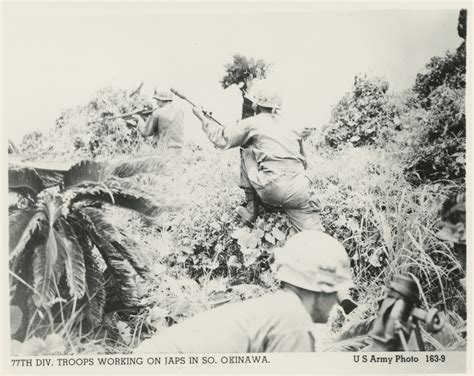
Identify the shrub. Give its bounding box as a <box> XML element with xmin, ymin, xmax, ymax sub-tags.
<box><xmin>405</xmin><ymin>9</ymin><xmax>466</xmax><ymax>185</ymax></box>
<box><xmin>220</xmin><ymin>53</ymin><xmax>272</xmax><ymax>93</ymax></box>
<box><xmin>324</xmin><ymin>75</ymin><xmax>397</xmax><ymax>148</ymax></box>
<box><xmin>403</xmin><ymin>85</ymin><xmax>465</xmax><ymax>184</ymax></box>
<box><xmin>413</xmin><ymin>43</ymin><xmax>466</xmax><ymax>106</ymax></box>
<box><xmin>20</xmin><ymin>87</ymin><xmax>155</xmax><ymax>160</ymax></box>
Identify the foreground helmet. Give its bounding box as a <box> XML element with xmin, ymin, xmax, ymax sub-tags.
<box><xmin>272</xmin><ymin>230</ymin><xmax>353</xmax><ymax>293</ymax></box>
<box><xmin>246</xmin><ymin>79</ymin><xmax>283</xmax><ymax>110</ymax></box>
<box><xmin>153</xmin><ymin>89</ymin><xmax>173</xmax><ymax>101</ymax></box>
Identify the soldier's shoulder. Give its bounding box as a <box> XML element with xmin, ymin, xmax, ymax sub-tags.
<box><xmin>152</xmin><ymin>108</ymin><xmax>163</xmax><ymax>117</ymax></box>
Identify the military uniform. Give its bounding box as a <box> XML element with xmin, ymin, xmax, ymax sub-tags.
<box><xmin>202</xmin><ymin>112</ymin><xmax>323</xmax><ymax>231</ymax></box>
<box><xmin>135</xmin><ymin>290</ymin><xmax>315</xmax><ymax>353</ymax></box>
<box><xmin>139</xmin><ymin>101</ymin><xmax>185</xmax><ymax>149</ymax></box>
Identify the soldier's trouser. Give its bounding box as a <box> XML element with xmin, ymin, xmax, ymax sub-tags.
<box><xmin>240</xmin><ymin>151</ymin><xmax>354</xmax><ymax>309</ymax></box>
<box><xmin>239</xmin><ymin>150</ymin><xmax>323</xmax><ymax>232</ymax></box>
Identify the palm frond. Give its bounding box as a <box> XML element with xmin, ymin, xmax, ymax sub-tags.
<box><xmin>110</xmin><ymin>156</ymin><xmax>166</xmax><ymax>178</ymax></box>
<box><xmin>99</xmin><ymin>246</ymin><xmax>139</xmax><ymax>308</ymax></box>
<box><xmin>69</xmin><ymin>183</ymin><xmax>166</xmax><ymax>217</ymax></box>
<box><xmin>32</xmin><ymin>241</ymin><xmax>58</xmax><ymax>307</ymax></box>
<box><xmin>63</xmin><ymin>160</ymin><xmax>109</xmax><ymax>188</ymax></box>
<box><xmin>57</xmin><ymin>220</ymin><xmax>87</xmax><ymax>299</ymax></box>
<box><xmin>81</xmin><ymin>246</ymin><xmax>106</xmax><ymax>327</ymax></box>
<box><xmin>9</xmin><ymin>209</ymin><xmax>46</xmax><ymax>263</ymax></box>
<box><xmin>322</xmin><ymin>336</ymin><xmax>372</xmax><ymax>352</ymax></box>
<box><xmin>78</xmin><ymin>210</ymin><xmax>139</xmax><ymax>307</ymax></box>
<box><xmin>335</xmin><ymin>317</ymin><xmax>376</xmax><ymax>341</ymax></box>
<box><xmin>30</xmin><ymin>197</ymin><xmax>71</xmax><ymax>307</ymax></box>
<box><xmin>78</xmin><ymin>207</ymin><xmax>149</xmax><ymax>276</ymax></box>
<box><xmin>34</xmin><ymin>168</ymin><xmax>65</xmax><ymax>188</ymax></box>
<box><xmin>9</xmin><ymin>166</ymin><xmax>45</xmax><ymax>195</ymax></box>
<box><xmin>111</xmin><ymin>235</ymin><xmax>149</xmax><ymax>277</ymax></box>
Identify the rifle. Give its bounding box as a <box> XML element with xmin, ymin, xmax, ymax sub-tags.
<box><xmin>170</xmin><ymin>88</ymin><xmax>224</xmax><ymax>126</ymax></box>
<box><xmin>364</xmin><ymin>275</ymin><xmax>444</xmax><ymax>351</ymax></box>
<box><xmin>88</xmin><ymin>108</ymin><xmax>154</xmax><ymax>125</ymax></box>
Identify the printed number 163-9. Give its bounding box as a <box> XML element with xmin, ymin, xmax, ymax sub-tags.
<box><xmin>426</xmin><ymin>355</ymin><xmax>446</xmax><ymax>363</ymax></box>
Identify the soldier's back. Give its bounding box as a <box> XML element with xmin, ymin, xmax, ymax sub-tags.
<box><xmin>134</xmin><ymin>290</ymin><xmax>314</xmax><ymax>353</ymax></box>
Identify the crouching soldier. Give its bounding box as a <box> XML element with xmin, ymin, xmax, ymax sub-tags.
<box><xmin>132</xmin><ymin>88</ymin><xmax>185</xmax><ymax>150</ymax></box>
<box><xmin>134</xmin><ymin>230</ymin><xmax>354</xmax><ymax>353</ymax></box>
<box><xmin>191</xmin><ymin>81</ymin><xmax>322</xmax><ymax>232</ymax></box>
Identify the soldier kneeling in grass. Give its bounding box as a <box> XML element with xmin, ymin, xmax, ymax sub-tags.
<box><xmin>134</xmin><ymin>231</ymin><xmax>355</xmax><ymax>353</ymax></box>
<box><xmin>191</xmin><ymin>80</ymin><xmax>322</xmax><ymax>232</ymax></box>
<box><xmin>132</xmin><ymin>88</ymin><xmax>185</xmax><ymax>150</ymax></box>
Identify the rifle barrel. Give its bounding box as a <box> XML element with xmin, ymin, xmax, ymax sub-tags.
<box><xmin>88</xmin><ymin>108</ymin><xmax>154</xmax><ymax>124</ymax></box>
<box><xmin>170</xmin><ymin>88</ymin><xmax>223</xmax><ymax>126</ymax></box>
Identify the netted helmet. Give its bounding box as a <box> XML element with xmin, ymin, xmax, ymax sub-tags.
<box><xmin>272</xmin><ymin>231</ymin><xmax>353</xmax><ymax>293</ymax></box>
<box><xmin>246</xmin><ymin>79</ymin><xmax>283</xmax><ymax>110</ymax></box>
<box><xmin>153</xmin><ymin>89</ymin><xmax>173</xmax><ymax>101</ymax></box>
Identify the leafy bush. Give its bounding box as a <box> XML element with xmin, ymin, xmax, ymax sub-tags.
<box><xmin>20</xmin><ymin>131</ymin><xmax>49</xmax><ymax>155</ymax></box>
<box><xmin>403</xmin><ymin>85</ymin><xmax>465</xmax><ymax>184</ymax></box>
<box><xmin>220</xmin><ymin>53</ymin><xmax>273</xmax><ymax>119</ymax></box>
<box><xmin>404</xmin><ymin>10</ymin><xmax>466</xmax><ymax>185</ymax></box>
<box><xmin>20</xmin><ymin>87</ymin><xmax>155</xmax><ymax>160</ymax></box>
<box><xmin>324</xmin><ymin>75</ymin><xmax>397</xmax><ymax>147</ymax></box>
<box><xmin>413</xmin><ymin>43</ymin><xmax>466</xmax><ymax>106</ymax></box>
<box><xmin>220</xmin><ymin>53</ymin><xmax>272</xmax><ymax>93</ymax></box>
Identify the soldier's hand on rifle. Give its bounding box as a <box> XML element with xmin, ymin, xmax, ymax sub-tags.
<box><xmin>125</xmin><ymin>114</ymin><xmax>143</xmax><ymax>128</ymax></box>
<box><xmin>192</xmin><ymin>106</ymin><xmax>206</xmax><ymax>122</ymax></box>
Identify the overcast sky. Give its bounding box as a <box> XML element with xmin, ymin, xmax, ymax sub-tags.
<box><xmin>1</xmin><ymin>2</ymin><xmax>463</xmax><ymax>143</ymax></box>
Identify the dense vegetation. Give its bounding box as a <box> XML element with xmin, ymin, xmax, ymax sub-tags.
<box><xmin>11</xmin><ymin>13</ymin><xmax>466</xmax><ymax>355</ymax></box>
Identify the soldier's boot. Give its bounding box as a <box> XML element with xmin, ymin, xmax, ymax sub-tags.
<box><xmin>236</xmin><ymin>188</ymin><xmax>260</xmax><ymax>225</ymax></box>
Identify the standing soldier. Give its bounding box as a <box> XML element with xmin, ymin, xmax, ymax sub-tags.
<box><xmin>191</xmin><ymin>80</ymin><xmax>322</xmax><ymax>232</ymax></box>
<box><xmin>135</xmin><ymin>231</ymin><xmax>355</xmax><ymax>353</ymax></box>
<box><xmin>132</xmin><ymin>88</ymin><xmax>185</xmax><ymax>149</ymax></box>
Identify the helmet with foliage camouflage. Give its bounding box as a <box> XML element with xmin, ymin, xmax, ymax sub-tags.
<box><xmin>272</xmin><ymin>230</ymin><xmax>353</xmax><ymax>293</ymax></box>
<box><xmin>153</xmin><ymin>89</ymin><xmax>173</xmax><ymax>101</ymax></box>
<box><xmin>246</xmin><ymin>79</ymin><xmax>283</xmax><ymax>109</ymax></box>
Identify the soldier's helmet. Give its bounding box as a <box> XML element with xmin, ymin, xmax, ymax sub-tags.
<box><xmin>272</xmin><ymin>230</ymin><xmax>353</xmax><ymax>293</ymax></box>
<box><xmin>153</xmin><ymin>89</ymin><xmax>173</xmax><ymax>101</ymax></box>
<box><xmin>246</xmin><ymin>79</ymin><xmax>283</xmax><ymax>110</ymax></box>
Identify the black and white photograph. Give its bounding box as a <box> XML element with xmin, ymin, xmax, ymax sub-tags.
<box><xmin>2</xmin><ymin>1</ymin><xmax>470</xmax><ymax>373</ymax></box>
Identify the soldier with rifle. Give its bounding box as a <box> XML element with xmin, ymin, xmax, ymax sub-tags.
<box><xmin>129</xmin><ymin>88</ymin><xmax>185</xmax><ymax>149</ymax></box>
<box><xmin>364</xmin><ymin>275</ymin><xmax>444</xmax><ymax>351</ymax></box>
<box><xmin>135</xmin><ymin>231</ymin><xmax>355</xmax><ymax>353</ymax></box>
<box><xmin>178</xmin><ymin>81</ymin><xmax>323</xmax><ymax>232</ymax></box>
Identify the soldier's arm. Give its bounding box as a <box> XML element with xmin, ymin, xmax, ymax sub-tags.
<box><xmin>201</xmin><ymin>118</ymin><xmax>254</xmax><ymax>150</ymax></box>
<box><xmin>192</xmin><ymin>106</ymin><xmax>254</xmax><ymax>149</ymax></box>
<box><xmin>137</xmin><ymin>110</ymin><xmax>159</xmax><ymax>137</ymax></box>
